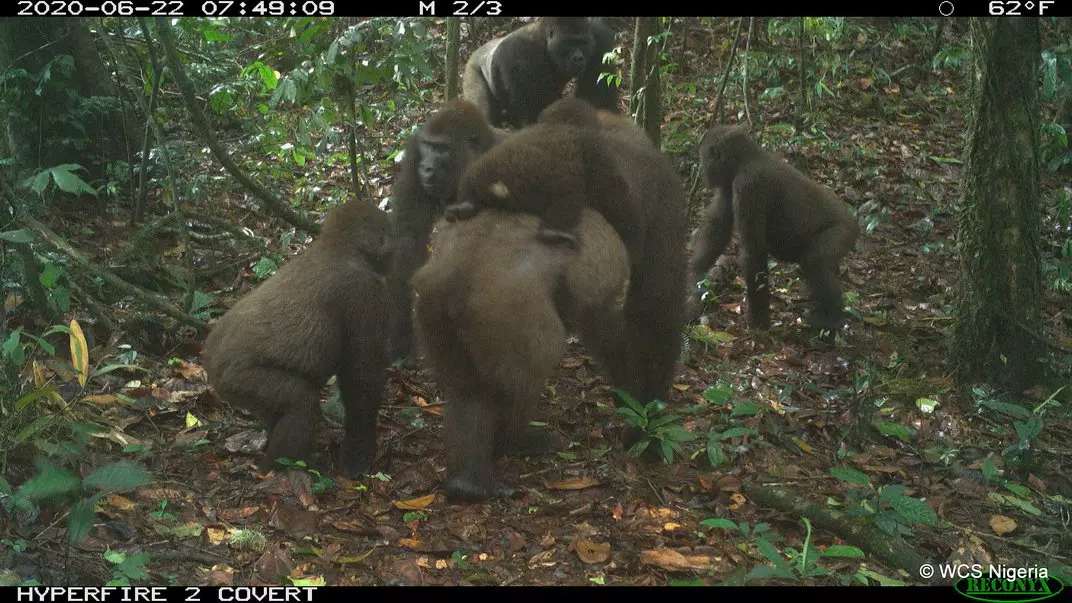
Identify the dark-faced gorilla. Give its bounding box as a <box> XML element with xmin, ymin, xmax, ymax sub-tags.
<box><xmin>689</xmin><ymin>125</ymin><xmax>858</xmax><ymax>334</ymax></box>
<box><xmin>203</xmin><ymin>200</ymin><xmax>392</xmax><ymax>476</ymax></box>
<box><xmin>386</xmin><ymin>99</ymin><xmax>507</xmax><ymax>363</ymax></box>
<box><xmin>446</xmin><ymin>98</ymin><xmax>688</xmax><ymax>425</ymax></box>
<box><xmin>411</xmin><ymin>209</ymin><xmax>630</xmax><ymax>501</ymax></box>
<box><xmin>463</xmin><ymin>18</ymin><xmax>620</xmax><ymax>129</ymax></box>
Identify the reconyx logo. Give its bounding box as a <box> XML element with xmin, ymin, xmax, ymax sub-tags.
<box><xmin>954</xmin><ymin>575</ymin><xmax>1064</xmax><ymax>603</ymax></box>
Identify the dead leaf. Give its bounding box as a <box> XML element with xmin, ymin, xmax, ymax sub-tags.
<box><xmin>174</xmin><ymin>360</ymin><xmax>207</xmax><ymax>381</ymax></box>
<box><xmin>202</xmin><ymin>565</ymin><xmax>234</xmax><ymax>586</ymax></box>
<box><xmin>546</xmin><ymin>477</ymin><xmax>600</xmax><ymax>491</ymax></box>
<box><xmin>218</xmin><ymin>506</ymin><xmax>259</xmax><ymax>521</ymax></box>
<box><xmin>173</xmin><ymin>429</ymin><xmax>207</xmax><ymax>447</ymax></box>
<box><xmin>508</xmin><ymin>531</ymin><xmax>526</xmax><ymax>553</ymax></box>
<box><xmin>672</xmin><ymin>383</ymin><xmax>690</xmax><ymax>391</ymax></box>
<box><xmin>83</xmin><ymin>394</ymin><xmax>122</xmax><ymax>405</ymax></box>
<box><xmin>91</xmin><ymin>427</ymin><xmax>142</xmax><ymax>448</ymax></box>
<box><xmin>727</xmin><ymin>492</ymin><xmax>747</xmax><ymax>510</ymax></box>
<box><xmin>394</xmin><ymin>494</ymin><xmax>436</xmax><ymax>510</ymax></box>
<box><xmin>792</xmin><ymin>438</ymin><xmax>814</xmax><ymax>454</ymax></box>
<box><xmin>398</xmin><ymin>538</ymin><xmax>442</xmax><ymax>553</ymax></box>
<box><xmin>224</xmin><ymin>429</ymin><xmax>267</xmax><ymax>454</ymax></box>
<box><xmin>268</xmin><ymin>505</ymin><xmax>319</xmax><ymax>539</ymax></box>
<box><xmin>137</xmin><ymin>488</ymin><xmax>184</xmax><ymax>502</ymax></box>
<box><xmin>337</xmin><ymin>548</ymin><xmax>377</xmax><ymax>564</ymax></box>
<box><xmin>207</xmin><ymin>528</ymin><xmax>227</xmax><ymax>546</ymax></box>
<box><xmin>573</xmin><ymin>538</ymin><xmax>610</xmax><ymax>564</ymax></box>
<box><xmin>560</xmin><ymin>357</ymin><xmax>584</xmax><ymax>369</ymax></box>
<box><xmin>288</xmin><ymin>471</ymin><xmax>315</xmax><ymax>508</ymax></box>
<box><xmin>106</xmin><ymin>494</ymin><xmax>135</xmax><ymax>511</ymax></box>
<box><xmin>640</xmin><ymin>548</ymin><xmax>713</xmax><ymax>572</ymax></box>
<box><xmin>528</xmin><ymin>550</ymin><xmax>556</xmax><ymax>567</ymax></box>
<box><xmin>989</xmin><ymin>515</ymin><xmax>1017</xmax><ymax>535</ymax></box>
<box><xmin>253</xmin><ymin>546</ymin><xmax>294</xmax><ymax>582</ymax></box>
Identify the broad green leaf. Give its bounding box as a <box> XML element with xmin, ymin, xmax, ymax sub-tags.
<box><xmin>18</xmin><ymin>464</ymin><xmax>80</xmax><ymax>501</ymax></box>
<box><xmin>67</xmin><ymin>497</ymin><xmax>97</xmax><ymax>543</ymax></box>
<box><xmin>0</xmin><ymin>229</ymin><xmax>35</xmax><ymax>243</ymax></box>
<box><xmin>889</xmin><ymin>495</ymin><xmax>937</xmax><ymax>526</ymax></box>
<box><xmin>821</xmin><ymin>545</ymin><xmax>866</xmax><ymax>558</ymax></box>
<box><xmin>830</xmin><ymin>467</ymin><xmax>870</xmax><ymax>486</ymax></box>
<box><xmin>84</xmin><ymin>462</ymin><xmax>151</xmax><ymax>493</ymax></box>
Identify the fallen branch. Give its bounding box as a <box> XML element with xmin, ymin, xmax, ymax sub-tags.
<box><xmin>155</xmin><ymin>17</ymin><xmax>321</xmax><ymax>235</ymax></box>
<box><xmin>741</xmin><ymin>482</ymin><xmax>932</xmax><ymax>581</ymax></box>
<box><xmin>19</xmin><ymin>214</ymin><xmax>205</xmax><ymax>332</ymax></box>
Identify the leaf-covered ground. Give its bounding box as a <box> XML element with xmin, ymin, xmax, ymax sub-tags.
<box><xmin>5</xmin><ymin>19</ymin><xmax>1070</xmax><ymax>587</ymax></box>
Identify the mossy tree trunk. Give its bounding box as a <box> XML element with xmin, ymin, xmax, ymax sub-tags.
<box><xmin>629</xmin><ymin>17</ymin><xmax>662</xmax><ymax>148</ymax></box>
<box><xmin>953</xmin><ymin>18</ymin><xmax>1044</xmax><ymax>392</ymax></box>
<box><xmin>0</xmin><ymin>18</ymin><xmax>126</xmax><ymax>177</ymax></box>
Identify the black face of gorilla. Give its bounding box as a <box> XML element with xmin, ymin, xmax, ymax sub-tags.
<box><xmin>546</xmin><ymin>18</ymin><xmax>597</xmax><ymax>79</ymax></box>
<box><xmin>418</xmin><ymin>131</ymin><xmax>485</xmax><ymax>199</ymax></box>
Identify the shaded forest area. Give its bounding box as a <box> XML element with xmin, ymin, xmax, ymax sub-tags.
<box><xmin>0</xmin><ymin>16</ymin><xmax>1070</xmax><ymax>586</ymax></box>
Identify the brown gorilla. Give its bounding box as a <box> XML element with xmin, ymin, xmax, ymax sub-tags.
<box><xmin>689</xmin><ymin>125</ymin><xmax>858</xmax><ymax>333</ymax></box>
<box><xmin>446</xmin><ymin>98</ymin><xmax>688</xmax><ymax>428</ymax></box>
<box><xmin>411</xmin><ymin>209</ymin><xmax>630</xmax><ymax>501</ymax></box>
<box><xmin>536</xmin><ymin>97</ymin><xmax>652</xmax><ymax>148</ymax></box>
<box><xmin>386</xmin><ymin>100</ymin><xmax>507</xmax><ymax>364</ymax></box>
<box><xmin>203</xmin><ymin>200</ymin><xmax>392</xmax><ymax>476</ymax></box>
<box><xmin>463</xmin><ymin>18</ymin><xmax>620</xmax><ymax>129</ymax></box>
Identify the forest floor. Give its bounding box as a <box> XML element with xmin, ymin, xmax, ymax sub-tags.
<box><xmin>4</xmin><ymin>21</ymin><xmax>1070</xmax><ymax>587</ymax></box>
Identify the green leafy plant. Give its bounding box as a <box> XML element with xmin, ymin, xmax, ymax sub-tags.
<box><xmin>104</xmin><ymin>549</ymin><xmax>151</xmax><ymax>586</ymax></box>
<box><xmin>830</xmin><ymin>467</ymin><xmax>937</xmax><ymax>537</ymax></box>
<box><xmin>13</xmin><ymin>459</ymin><xmax>151</xmax><ymax>543</ymax></box>
<box><xmin>615</xmin><ymin>391</ymin><xmax>697</xmax><ymax>462</ymax></box>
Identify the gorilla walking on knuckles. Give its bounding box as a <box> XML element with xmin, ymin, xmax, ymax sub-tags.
<box><xmin>412</xmin><ymin>209</ymin><xmax>631</xmax><ymax>501</ymax></box>
<box><xmin>689</xmin><ymin>125</ymin><xmax>858</xmax><ymax>334</ymax></box>
<box><xmin>447</xmin><ymin>97</ymin><xmax>688</xmax><ymax>419</ymax></box>
<box><xmin>385</xmin><ymin>100</ymin><xmax>506</xmax><ymax>363</ymax></box>
<box><xmin>203</xmin><ymin>200</ymin><xmax>392</xmax><ymax>476</ymax></box>
<box><xmin>463</xmin><ymin>17</ymin><xmax>620</xmax><ymax>128</ymax></box>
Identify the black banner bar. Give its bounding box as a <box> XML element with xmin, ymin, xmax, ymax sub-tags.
<box><xmin>5</xmin><ymin>2</ymin><xmax>1070</xmax><ymax>17</ymax></box>
<box><xmin>4</xmin><ymin>586</ymin><xmax>985</xmax><ymax>599</ymax></box>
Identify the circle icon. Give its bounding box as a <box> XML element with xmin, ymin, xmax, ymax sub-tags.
<box><xmin>938</xmin><ymin>0</ymin><xmax>955</xmax><ymax>15</ymax></box>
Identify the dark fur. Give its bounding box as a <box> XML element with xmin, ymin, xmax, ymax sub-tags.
<box><xmin>386</xmin><ymin>100</ymin><xmax>503</xmax><ymax>363</ymax></box>
<box><xmin>448</xmin><ymin>99</ymin><xmax>688</xmax><ymax>416</ymax></box>
<box><xmin>411</xmin><ymin>209</ymin><xmax>630</xmax><ymax>501</ymax></box>
<box><xmin>203</xmin><ymin>200</ymin><xmax>392</xmax><ymax>476</ymax></box>
<box><xmin>462</xmin><ymin>18</ymin><xmax>620</xmax><ymax>129</ymax></box>
<box><xmin>537</xmin><ymin>97</ymin><xmax>652</xmax><ymax>148</ymax></box>
<box><xmin>690</xmin><ymin>126</ymin><xmax>858</xmax><ymax>332</ymax></box>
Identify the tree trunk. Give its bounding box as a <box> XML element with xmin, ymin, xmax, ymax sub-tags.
<box><xmin>953</xmin><ymin>18</ymin><xmax>1044</xmax><ymax>392</ymax></box>
<box><xmin>0</xmin><ymin>18</ymin><xmax>127</xmax><ymax>176</ymax></box>
<box><xmin>445</xmin><ymin>18</ymin><xmax>461</xmax><ymax>100</ymax></box>
<box><xmin>629</xmin><ymin>18</ymin><xmax>662</xmax><ymax>148</ymax></box>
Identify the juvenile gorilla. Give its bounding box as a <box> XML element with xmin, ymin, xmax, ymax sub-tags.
<box><xmin>386</xmin><ymin>100</ymin><xmax>506</xmax><ymax>363</ymax></box>
<box><xmin>463</xmin><ymin>18</ymin><xmax>620</xmax><ymax>129</ymax></box>
<box><xmin>411</xmin><ymin>209</ymin><xmax>630</xmax><ymax>501</ymax></box>
<box><xmin>537</xmin><ymin>97</ymin><xmax>653</xmax><ymax>148</ymax></box>
<box><xmin>689</xmin><ymin>126</ymin><xmax>858</xmax><ymax>333</ymax></box>
<box><xmin>447</xmin><ymin>99</ymin><xmax>688</xmax><ymax>422</ymax></box>
<box><xmin>203</xmin><ymin>200</ymin><xmax>392</xmax><ymax>476</ymax></box>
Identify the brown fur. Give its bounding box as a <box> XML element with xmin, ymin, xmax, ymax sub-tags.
<box><xmin>447</xmin><ymin>97</ymin><xmax>688</xmax><ymax>434</ymax></box>
<box><xmin>537</xmin><ymin>97</ymin><xmax>652</xmax><ymax>148</ymax></box>
<box><xmin>462</xmin><ymin>18</ymin><xmax>620</xmax><ymax>129</ymax></box>
<box><xmin>690</xmin><ymin>126</ymin><xmax>858</xmax><ymax>333</ymax></box>
<box><xmin>203</xmin><ymin>200</ymin><xmax>392</xmax><ymax>476</ymax></box>
<box><xmin>386</xmin><ymin>100</ymin><xmax>501</xmax><ymax>363</ymax></box>
<box><xmin>411</xmin><ymin>209</ymin><xmax>630</xmax><ymax>501</ymax></box>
